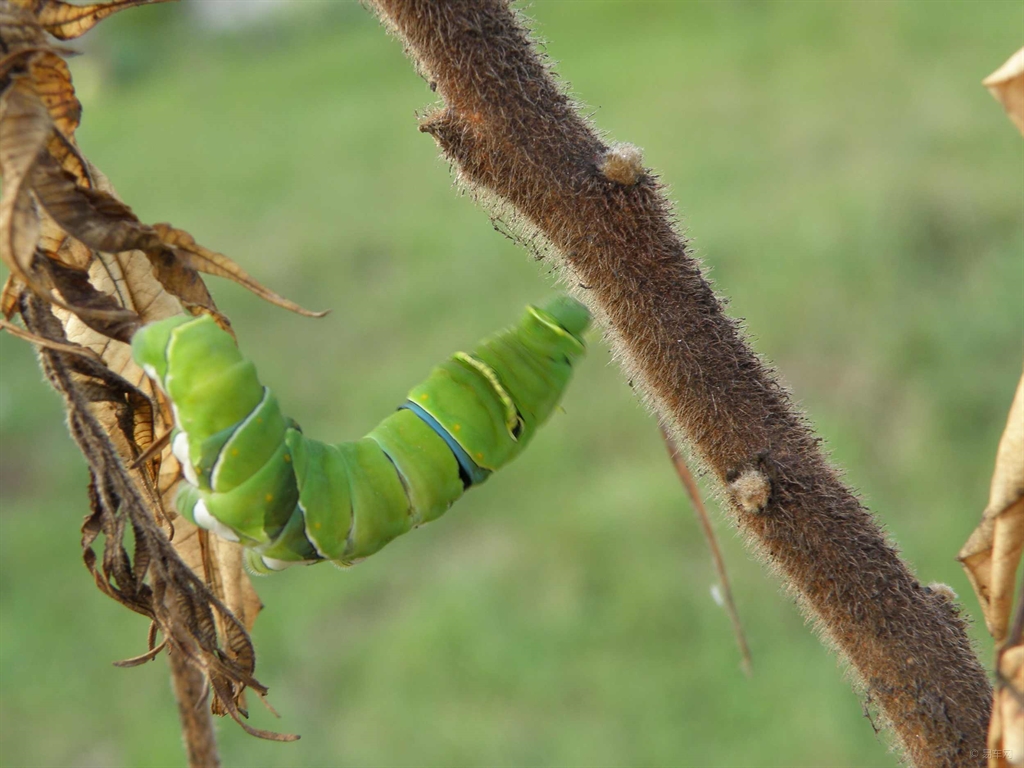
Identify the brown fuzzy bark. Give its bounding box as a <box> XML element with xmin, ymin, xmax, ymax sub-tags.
<box><xmin>368</xmin><ymin>1</ymin><xmax>992</xmax><ymax>765</ymax></box>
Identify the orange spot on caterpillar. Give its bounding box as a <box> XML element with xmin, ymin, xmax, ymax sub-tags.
<box><xmin>314</xmin><ymin>522</ymin><xmax>322</xmax><ymax>530</ymax></box>
<box><xmin>420</xmin><ymin>393</ymin><xmax>429</xmax><ymax>401</ymax></box>
<box><xmin>284</xmin><ymin>454</ymin><xmax>291</xmax><ymax>463</ymax></box>
<box><xmin>265</xmin><ymin>493</ymin><xmax>274</xmax><ymax>503</ymax></box>
<box><xmin>231</xmin><ymin>449</ymin><xmax>239</xmax><ymax>457</ymax></box>
<box><xmin>476</xmin><ymin>452</ymin><xmax>483</xmax><ymax>460</ymax></box>
<box><xmin>453</xmin><ymin>424</ymin><xmax>461</xmax><ymax>432</ymax></box>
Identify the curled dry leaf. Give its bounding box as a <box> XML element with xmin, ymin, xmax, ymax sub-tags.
<box><xmin>27</xmin><ymin>50</ymin><xmax>80</xmax><ymax>137</ymax></box>
<box><xmin>987</xmin><ymin>636</ymin><xmax>1024</xmax><ymax>768</ymax></box>
<box><xmin>971</xmin><ymin>47</ymin><xmax>1024</xmax><ymax>767</ymax></box>
<box><xmin>0</xmin><ymin>76</ymin><xmax>51</xmax><ymax>284</ymax></box>
<box><xmin>9</xmin><ymin>0</ymin><xmax>172</xmax><ymax>40</ymax></box>
<box><xmin>962</xmin><ymin>374</ymin><xmax>1024</xmax><ymax>768</ymax></box>
<box><xmin>984</xmin><ymin>48</ymin><xmax>1024</xmax><ymax>136</ymax></box>
<box><xmin>960</xmin><ymin>374</ymin><xmax>1024</xmax><ymax>642</ymax></box>
<box><xmin>153</xmin><ymin>223</ymin><xmax>328</xmax><ymax>318</ymax></box>
<box><xmin>0</xmin><ymin>315</ymin><xmax>101</xmax><ymax>360</ymax></box>
<box><xmin>1</xmin><ymin>273</ymin><xmax>24</xmax><ymax>317</ymax></box>
<box><xmin>0</xmin><ymin>3</ymin><xmax>46</xmax><ymax>52</ymax></box>
<box><xmin>44</xmin><ymin>257</ymin><xmax>140</xmax><ymax>343</ymax></box>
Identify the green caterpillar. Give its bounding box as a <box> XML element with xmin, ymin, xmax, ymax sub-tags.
<box><xmin>131</xmin><ymin>297</ymin><xmax>589</xmax><ymax>574</ymax></box>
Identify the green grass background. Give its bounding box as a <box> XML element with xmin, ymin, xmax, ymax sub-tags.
<box><xmin>1</xmin><ymin>2</ymin><xmax>1022</xmax><ymax>766</ymax></box>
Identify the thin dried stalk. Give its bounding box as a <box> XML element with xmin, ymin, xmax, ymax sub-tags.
<box><xmin>167</xmin><ymin>635</ymin><xmax>221</xmax><ymax>768</ymax></box>
<box><xmin>368</xmin><ymin>2</ymin><xmax>992</xmax><ymax>765</ymax></box>
<box><xmin>660</xmin><ymin>424</ymin><xmax>752</xmax><ymax>678</ymax></box>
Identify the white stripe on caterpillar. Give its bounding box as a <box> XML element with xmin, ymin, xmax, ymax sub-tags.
<box><xmin>193</xmin><ymin>498</ymin><xmax>241</xmax><ymax>543</ymax></box>
<box><xmin>172</xmin><ymin>431</ymin><xmax>199</xmax><ymax>486</ymax></box>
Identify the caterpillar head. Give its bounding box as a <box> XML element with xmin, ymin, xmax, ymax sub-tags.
<box><xmin>534</xmin><ymin>295</ymin><xmax>591</xmax><ymax>343</ymax></box>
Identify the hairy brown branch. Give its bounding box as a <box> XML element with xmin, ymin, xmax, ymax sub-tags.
<box><xmin>368</xmin><ymin>1</ymin><xmax>992</xmax><ymax>764</ymax></box>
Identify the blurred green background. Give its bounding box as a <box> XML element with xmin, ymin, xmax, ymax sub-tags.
<box><xmin>1</xmin><ymin>2</ymin><xmax>1022</xmax><ymax>766</ymax></box>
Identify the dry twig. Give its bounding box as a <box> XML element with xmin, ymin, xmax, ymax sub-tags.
<box><xmin>660</xmin><ymin>424</ymin><xmax>752</xmax><ymax>678</ymax></box>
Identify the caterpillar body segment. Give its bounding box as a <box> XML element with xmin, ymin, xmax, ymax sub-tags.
<box><xmin>131</xmin><ymin>298</ymin><xmax>590</xmax><ymax>574</ymax></box>
<box><xmin>404</xmin><ymin>296</ymin><xmax>588</xmax><ymax>474</ymax></box>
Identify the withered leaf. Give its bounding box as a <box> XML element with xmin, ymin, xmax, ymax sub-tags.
<box><xmin>988</xmin><ymin>643</ymin><xmax>1024</xmax><ymax>768</ymax></box>
<box><xmin>37</xmin><ymin>207</ymin><xmax>92</xmax><ymax>265</ymax></box>
<box><xmin>44</xmin><ymin>257</ymin><xmax>140</xmax><ymax>343</ymax></box>
<box><xmin>47</xmin><ymin>132</ymin><xmax>92</xmax><ymax>187</ymax></box>
<box><xmin>144</xmin><ymin>247</ymin><xmax>218</xmax><ymax>315</ymax></box>
<box><xmin>1</xmin><ymin>273</ymin><xmax>24</xmax><ymax>318</ymax></box>
<box><xmin>27</xmin><ymin>50</ymin><xmax>81</xmax><ymax>138</ymax></box>
<box><xmin>30</xmin><ymin>149</ymin><xmax>157</xmax><ymax>254</ymax></box>
<box><xmin>984</xmin><ymin>48</ymin><xmax>1024</xmax><ymax>136</ymax></box>
<box><xmin>15</xmin><ymin>0</ymin><xmax>173</xmax><ymax>40</ymax></box>
<box><xmin>0</xmin><ymin>316</ymin><xmax>102</xmax><ymax>361</ymax></box>
<box><xmin>960</xmin><ymin>374</ymin><xmax>1024</xmax><ymax>643</ymax></box>
<box><xmin>154</xmin><ymin>223</ymin><xmax>328</xmax><ymax>318</ymax></box>
<box><xmin>0</xmin><ymin>75</ymin><xmax>52</xmax><ymax>283</ymax></box>
<box><xmin>0</xmin><ymin>4</ymin><xmax>48</xmax><ymax>55</ymax></box>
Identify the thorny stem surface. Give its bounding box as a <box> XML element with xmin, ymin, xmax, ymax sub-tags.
<box><xmin>369</xmin><ymin>1</ymin><xmax>993</xmax><ymax>765</ymax></box>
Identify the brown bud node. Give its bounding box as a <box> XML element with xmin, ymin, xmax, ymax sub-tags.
<box><xmin>599</xmin><ymin>142</ymin><xmax>644</xmax><ymax>186</ymax></box>
<box><xmin>926</xmin><ymin>582</ymin><xmax>959</xmax><ymax>602</ymax></box>
<box><xmin>727</xmin><ymin>468</ymin><xmax>772</xmax><ymax>514</ymax></box>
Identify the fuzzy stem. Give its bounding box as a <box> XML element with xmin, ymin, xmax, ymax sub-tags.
<box><xmin>368</xmin><ymin>1</ymin><xmax>992</xmax><ymax>764</ymax></box>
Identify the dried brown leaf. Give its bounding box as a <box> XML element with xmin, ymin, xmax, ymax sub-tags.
<box><xmin>1</xmin><ymin>273</ymin><xmax>24</xmax><ymax>318</ymax></box>
<box><xmin>0</xmin><ymin>46</ymin><xmax>43</xmax><ymax>79</ymax></box>
<box><xmin>46</xmin><ymin>131</ymin><xmax>92</xmax><ymax>186</ymax></box>
<box><xmin>144</xmin><ymin>247</ymin><xmax>219</xmax><ymax>315</ymax></box>
<box><xmin>988</xmin><ymin>642</ymin><xmax>1024</xmax><ymax>768</ymax></box>
<box><xmin>27</xmin><ymin>50</ymin><xmax>81</xmax><ymax>138</ymax></box>
<box><xmin>153</xmin><ymin>223</ymin><xmax>328</xmax><ymax>318</ymax></box>
<box><xmin>0</xmin><ymin>76</ymin><xmax>51</xmax><ymax>283</ymax></box>
<box><xmin>0</xmin><ymin>316</ymin><xmax>101</xmax><ymax>360</ymax></box>
<box><xmin>961</xmin><ymin>373</ymin><xmax>1024</xmax><ymax>642</ymax></box>
<box><xmin>44</xmin><ymin>258</ymin><xmax>141</xmax><ymax>343</ymax></box>
<box><xmin>0</xmin><ymin>4</ymin><xmax>48</xmax><ymax>55</ymax></box>
<box><xmin>19</xmin><ymin>0</ymin><xmax>173</xmax><ymax>40</ymax></box>
<box><xmin>27</xmin><ymin>158</ymin><xmax>224</xmax><ymax>316</ymax></box>
<box><xmin>984</xmin><ymin>48</ymin><xmax>1024</xmax><ymax>136</ymax></box>
<box><xmin>38</xmin><ymin>208</ymin><xmax>93</xmax><ymax>269</ymax></box>
<box><xmin>30</xmin><ymin>149</ymin><xmax>157</xmax><ymax>254</ymax></box>
<box><xmin>114</xmin><ymin>637</ymin><xmax>168</xmax><ymax>668</ymax></box>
